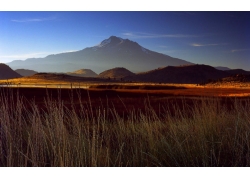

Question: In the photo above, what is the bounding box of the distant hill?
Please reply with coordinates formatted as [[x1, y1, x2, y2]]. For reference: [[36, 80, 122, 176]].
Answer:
[[15, 69, 38, 76], [98, 67, 135, 79], [0, 63, 22, 80], [214, 66, 231, 71], [67, 69, 98, 77], [7, 36, 193, 73], [225, 69, 250, 75], [125, 64, 230, 84]]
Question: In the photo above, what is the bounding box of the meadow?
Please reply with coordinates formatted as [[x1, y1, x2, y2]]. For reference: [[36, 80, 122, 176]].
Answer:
[[0, 84, 250, 166]]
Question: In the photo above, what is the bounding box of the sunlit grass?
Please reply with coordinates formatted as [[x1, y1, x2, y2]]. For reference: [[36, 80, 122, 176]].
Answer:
[[0, 87, 250, 166]]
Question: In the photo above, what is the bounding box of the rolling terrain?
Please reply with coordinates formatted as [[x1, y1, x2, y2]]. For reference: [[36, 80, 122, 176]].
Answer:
[[125, 64, 230, 84], [1, 63, 250, 167], [2, 63, 250, 86]]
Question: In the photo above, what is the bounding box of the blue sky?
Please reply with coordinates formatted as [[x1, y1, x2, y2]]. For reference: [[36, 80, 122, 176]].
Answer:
[[0, 11, 249, 70]]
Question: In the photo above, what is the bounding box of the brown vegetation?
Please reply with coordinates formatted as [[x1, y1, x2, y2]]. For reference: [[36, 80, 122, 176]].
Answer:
[[206, 74, 250, 88], [0, 73, 121, 85], [0, 85, 250, 166]]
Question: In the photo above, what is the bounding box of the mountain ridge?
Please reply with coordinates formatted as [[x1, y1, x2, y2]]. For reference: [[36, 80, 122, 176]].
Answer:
[[7, 36, 194, 73]]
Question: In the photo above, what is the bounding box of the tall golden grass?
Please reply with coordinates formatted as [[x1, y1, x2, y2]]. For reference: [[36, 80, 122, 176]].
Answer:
[[0, 87, 250, 166]]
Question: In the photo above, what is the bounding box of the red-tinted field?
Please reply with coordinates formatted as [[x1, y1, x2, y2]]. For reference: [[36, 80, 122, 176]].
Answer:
[[3, 86, 250, 119], [1, 86, 250, 167]]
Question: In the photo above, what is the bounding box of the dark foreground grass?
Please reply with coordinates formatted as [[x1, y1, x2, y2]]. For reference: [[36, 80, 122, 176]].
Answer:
[[0, 87, 250, 166]]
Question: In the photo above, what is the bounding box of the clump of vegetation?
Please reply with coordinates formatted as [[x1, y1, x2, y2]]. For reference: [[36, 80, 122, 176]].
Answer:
[[0, 87, 250, 166]]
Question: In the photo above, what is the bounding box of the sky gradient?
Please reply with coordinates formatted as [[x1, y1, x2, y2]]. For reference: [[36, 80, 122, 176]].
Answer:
[[0, 11, 249, 70]]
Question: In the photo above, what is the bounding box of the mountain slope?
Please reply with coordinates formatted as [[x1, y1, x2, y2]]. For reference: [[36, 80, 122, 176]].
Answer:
[[98, 67, 135, 79], [67, 69, 98, 77], [0, 63, 22, 80], [125, 64, 230, 84], [7, 36, 194, 73], [15, 69, 38, 76]]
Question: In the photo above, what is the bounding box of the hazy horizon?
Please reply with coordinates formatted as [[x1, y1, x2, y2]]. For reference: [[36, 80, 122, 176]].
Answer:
[[0, 11, 249, 70]]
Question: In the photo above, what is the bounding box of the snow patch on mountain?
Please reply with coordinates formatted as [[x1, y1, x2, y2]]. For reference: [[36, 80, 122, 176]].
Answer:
[[92, 46, 98, 51], [141, 47, 149, 54], [118, 37, 124, 43], [96, 38, 111, 48]]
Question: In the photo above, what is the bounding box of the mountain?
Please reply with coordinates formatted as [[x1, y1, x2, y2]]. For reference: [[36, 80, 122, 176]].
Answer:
[[125, 64, 230, 84], [0, 63, 22, 80], [7, 36, 193, 74], [15, 69, 38, 76], [98, 67, 135, 79], [67, 69, 98, 77]]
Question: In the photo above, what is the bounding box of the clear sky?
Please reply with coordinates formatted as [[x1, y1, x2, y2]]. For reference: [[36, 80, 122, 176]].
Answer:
[[0, 11, 249, 70]]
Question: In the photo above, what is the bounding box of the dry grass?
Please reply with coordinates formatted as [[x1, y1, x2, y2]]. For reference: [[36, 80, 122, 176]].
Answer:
[[0, 87, 250, 166], [0, 73, 118, 85]]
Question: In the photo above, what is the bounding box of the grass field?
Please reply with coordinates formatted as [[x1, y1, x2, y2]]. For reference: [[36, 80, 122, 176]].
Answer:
[[0, 83, 250, 166]]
